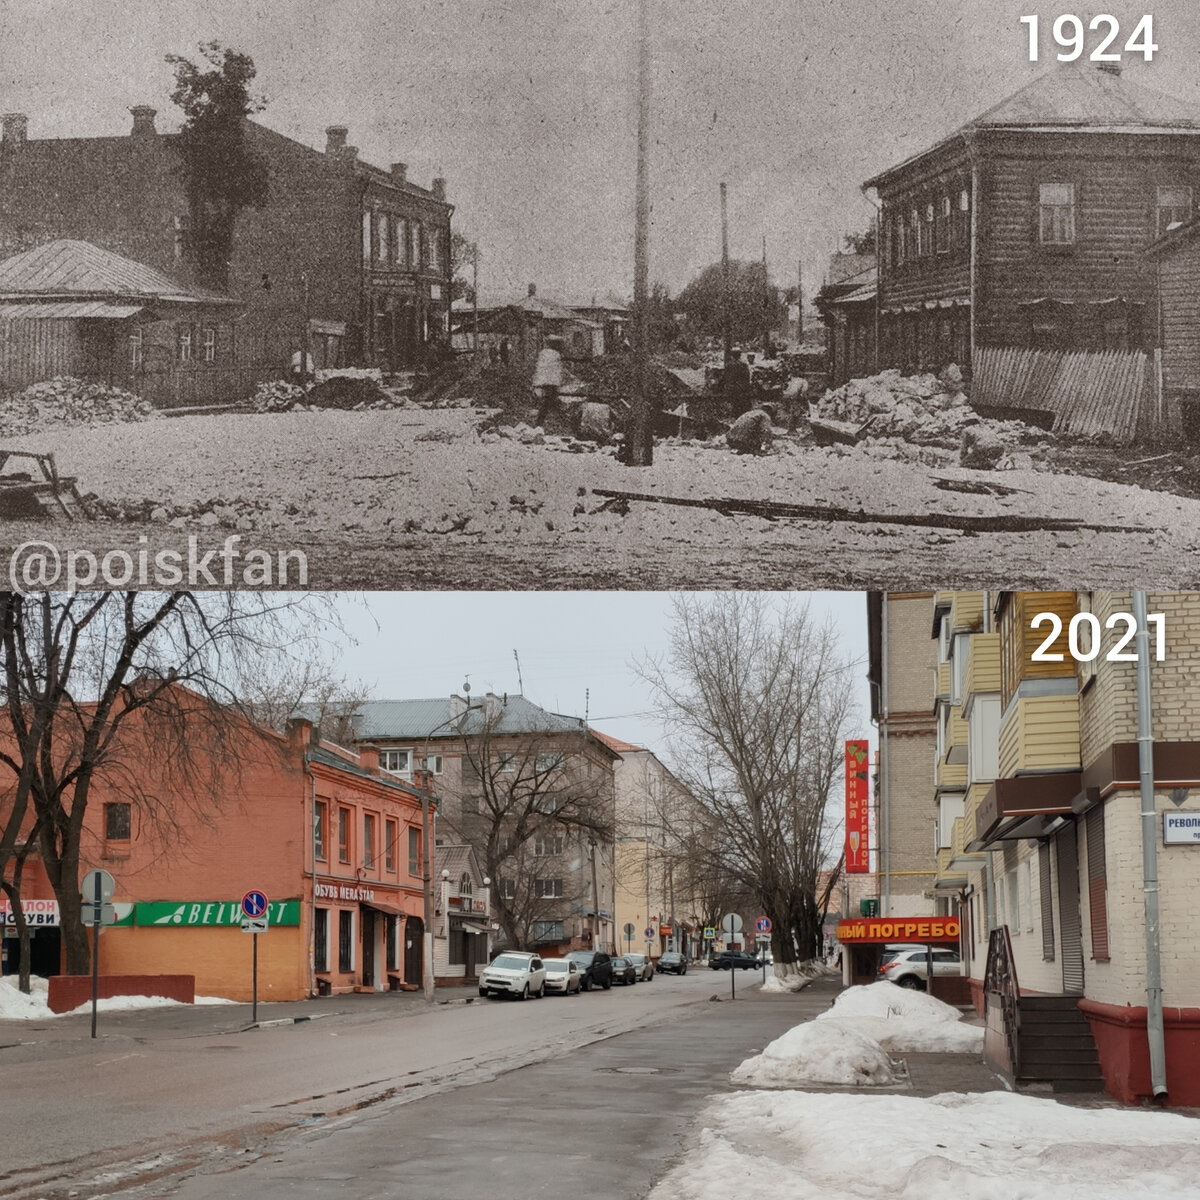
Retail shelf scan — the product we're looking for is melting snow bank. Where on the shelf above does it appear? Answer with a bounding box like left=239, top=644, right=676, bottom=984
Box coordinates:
left=648, top=1091, right=1200, bottom=1200
left=814, top=980, right=984, bottom=1053
left=0, top=976, right=235, bottom=1020
left=759, top=961, right=835, bottom=994
left=732, top=1021, right=898, bottom=1087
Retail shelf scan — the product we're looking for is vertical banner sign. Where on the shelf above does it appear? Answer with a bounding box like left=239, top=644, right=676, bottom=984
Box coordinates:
left=845, top=740, right=870, bottom=874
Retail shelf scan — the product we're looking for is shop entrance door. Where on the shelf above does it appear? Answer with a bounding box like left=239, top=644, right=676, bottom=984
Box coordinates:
left=404, top=916, right=423, bottom=986
left=361, top=908, right=375, bottom=988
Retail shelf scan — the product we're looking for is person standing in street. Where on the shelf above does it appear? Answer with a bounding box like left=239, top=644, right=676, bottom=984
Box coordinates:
left=533, top=337, right=565, bottom=427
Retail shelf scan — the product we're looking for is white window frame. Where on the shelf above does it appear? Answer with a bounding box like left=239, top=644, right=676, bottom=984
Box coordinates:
left=535, top=834, right=564, bottom=857
left=381, top=749, right=411, bottom=776
left=1039, top=182, right=1076, bottom=245
left=536, top=877, right=563, bottom=899
left=177, top=327, right=192, bottom=363
left=129, top=327, right=143, bottom=371
left=362, top=210, right=373, bottom=263
left=203, top=326, right=216, bottom=363
left=1157, top=185, right=1192, bottom=237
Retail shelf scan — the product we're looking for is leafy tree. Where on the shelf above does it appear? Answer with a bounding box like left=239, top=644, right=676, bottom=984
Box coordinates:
left=450, top=230, right=478, bottom=305
left=842, top=227, right=876, bottom=256
left=676, top=260, right=786, bottom=347
left=638, top=594, right=856, bottom=981
left=167, top=42, right=269, bottom=290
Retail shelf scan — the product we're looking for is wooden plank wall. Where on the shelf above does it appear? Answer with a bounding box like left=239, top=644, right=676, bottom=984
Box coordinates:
left=971, top=346, right=1151, bottom=443
left=0, top=319, right=81, bottom=390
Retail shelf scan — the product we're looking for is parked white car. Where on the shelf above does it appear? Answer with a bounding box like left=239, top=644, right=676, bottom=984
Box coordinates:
left=479, top=951, right=547, bottom=1000
left=542, top=958, right=582, bottom=995
left=878, top=947, right=962, bottom=990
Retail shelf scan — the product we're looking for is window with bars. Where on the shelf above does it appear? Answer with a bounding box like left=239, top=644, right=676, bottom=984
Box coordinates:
left=1039, top=182, right=1076, bottom=245
left=1039, top=842, right=1056, bottom=961
left=1086, top=803, right=1109, bottom=960
left=105, top=802, right=131, bottom=840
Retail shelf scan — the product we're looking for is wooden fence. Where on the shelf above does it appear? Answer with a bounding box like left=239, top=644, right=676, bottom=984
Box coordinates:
left=135, top=364, right=280, bottom=409
left=971, top=346, right=1155, bottom=443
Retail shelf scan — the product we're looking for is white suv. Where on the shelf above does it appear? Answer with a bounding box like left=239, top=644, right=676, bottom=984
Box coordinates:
left=478, top=951, right=547, bottom=1000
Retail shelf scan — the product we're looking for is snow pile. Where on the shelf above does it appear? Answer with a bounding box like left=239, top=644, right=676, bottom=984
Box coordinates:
left=0, top=376, right=156, bottom=435
left=647, top=1091, right=1200, bottom=1200
left=814, top=980, right=983, bottom=1053
left=760, top=962, right=830, bottom=993
left=811, top=368, right=1035, bottom=453
left=0, top=975, right=235, bottom=1020
left=731, top=1020, right=897, bottom=1088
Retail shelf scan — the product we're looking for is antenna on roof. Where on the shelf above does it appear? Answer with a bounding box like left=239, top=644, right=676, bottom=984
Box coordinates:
left=513, top=649, right=524, bottom=693
left=585, top=688, right=590, bottom=723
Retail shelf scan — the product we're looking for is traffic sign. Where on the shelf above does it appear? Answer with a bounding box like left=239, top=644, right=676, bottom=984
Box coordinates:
left=241, top=917, right=268, bottom=934
left=643, top=927, right=655, bottom=940
left=241, top=890, right=269, bottom=919
left=81, top=869, right=115, bottom=903
left=755, top=916, right=772, bottom=933
left=721, top=912, right=743, bottom=936
left=81, top=902, right=116, bottom=927
left=703, top=926, right=715, bottom=940
left=623, top=922, right=636, bottom=938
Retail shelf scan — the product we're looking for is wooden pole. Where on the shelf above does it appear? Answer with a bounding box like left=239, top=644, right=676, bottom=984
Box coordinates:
left=626, top=0, right=654, bottom=466
left=761, top=233, right=770, bottom=358
left=797, top=260, right=803, bottom=343
left=721, top=182, right=731, bottom=370
left=472, top=245, right=479, bottom=356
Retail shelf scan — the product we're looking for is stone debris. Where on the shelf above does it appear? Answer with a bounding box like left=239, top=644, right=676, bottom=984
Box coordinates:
left=0, top=377, right=156, bottom=437
left=811, top=366, right=1048, bottom=468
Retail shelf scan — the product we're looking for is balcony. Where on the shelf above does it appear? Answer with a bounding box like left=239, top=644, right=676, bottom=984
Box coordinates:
left=949, top=592, right=985, bottom=633
left=965, top=632, right=1001, bottom=700
left=997, top=690, right=1080, bottom=779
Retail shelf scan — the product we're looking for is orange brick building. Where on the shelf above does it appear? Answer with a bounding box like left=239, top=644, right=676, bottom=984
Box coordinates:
left=3, top=710, right=436, bottom=1001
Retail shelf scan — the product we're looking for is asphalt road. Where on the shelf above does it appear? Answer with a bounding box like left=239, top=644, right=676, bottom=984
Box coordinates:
left=2, top=966, right=808, bottom=1200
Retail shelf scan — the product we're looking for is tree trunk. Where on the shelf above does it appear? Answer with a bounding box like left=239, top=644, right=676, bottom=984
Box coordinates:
left=0, top=880, right=33, bottom=994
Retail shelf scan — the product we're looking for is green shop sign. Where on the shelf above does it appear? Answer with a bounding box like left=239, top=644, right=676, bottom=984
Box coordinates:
left=131, top=900, right=302, bottom=927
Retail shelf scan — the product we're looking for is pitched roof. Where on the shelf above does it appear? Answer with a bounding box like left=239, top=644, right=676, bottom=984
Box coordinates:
left=591, top=730, right=644, bottom=754
left=0, top=240, right=236, bottom=305
left=866, top=65, right=1200, bottom=188
left=352, top=695, right=601, bottom=743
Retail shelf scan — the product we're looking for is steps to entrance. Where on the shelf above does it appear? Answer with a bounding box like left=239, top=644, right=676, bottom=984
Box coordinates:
left=1016, top=996, right=1105, bottom=1093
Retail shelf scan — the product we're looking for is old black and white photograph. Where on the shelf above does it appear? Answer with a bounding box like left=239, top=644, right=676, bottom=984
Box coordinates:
left=4, top=2, right=1200, bottom=587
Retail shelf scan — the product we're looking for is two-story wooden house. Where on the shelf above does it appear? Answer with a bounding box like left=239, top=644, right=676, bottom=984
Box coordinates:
left=0, top=107, right=454, bottom=396
left=862, top=64, right=1200, bottom=437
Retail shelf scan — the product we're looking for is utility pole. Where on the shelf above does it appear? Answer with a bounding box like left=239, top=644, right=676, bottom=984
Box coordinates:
left=721, top=182, right=732, bottom=370
left=626, top=0, right=654, bottom=466
left=761, top=233, right=771, bottom=358
left=472, top=244, right=479, bottom=356
left=796, top=259, right=803, bottom=343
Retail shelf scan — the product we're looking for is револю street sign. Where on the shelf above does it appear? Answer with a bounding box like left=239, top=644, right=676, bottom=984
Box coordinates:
left=80, top=869, right=117, bottom=926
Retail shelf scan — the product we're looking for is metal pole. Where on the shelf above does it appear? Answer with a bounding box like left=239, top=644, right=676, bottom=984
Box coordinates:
left=252, top=932, right=259, bottom=1025
left=1133, top=590, right=1168, bottom=1099
left=301, top=273, right=311, bottom=393
left=721, top=182, right=732, bottom=370
left=797, top=260, right=803, bottom=343
left=472, top=246, right=479, bottom=356
left=90, top=872, right=100, bottom=1039
left=627, top=0, right=653, bottom=466
left=761, top=234, right=770, bottom=358
left=422, top=792, right=435, bottom=1002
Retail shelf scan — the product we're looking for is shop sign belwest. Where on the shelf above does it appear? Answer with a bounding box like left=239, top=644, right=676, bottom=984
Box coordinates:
left=836, top=916, right=960, bottom=943
left=1, top=898, right=59, bottom=926
left=133, top=900, right=302, bottom=927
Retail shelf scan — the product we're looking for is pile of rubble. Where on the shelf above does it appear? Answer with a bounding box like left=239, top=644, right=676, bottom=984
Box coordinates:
left=85, top=494, right=270, bottom=531
left=0, top=377, right=156, bottom=436
left=251, top=373, right=409, bottom=414
left=811, top=367, right=1049, bottom=467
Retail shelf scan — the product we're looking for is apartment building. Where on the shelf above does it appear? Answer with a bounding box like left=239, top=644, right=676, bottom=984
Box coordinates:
left=930, top=590, right=1200, bottom=1105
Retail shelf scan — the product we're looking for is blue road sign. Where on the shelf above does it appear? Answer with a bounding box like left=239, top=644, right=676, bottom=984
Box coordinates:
left=241, top=890, right=269, bottom=919
left=755, top=916, right=772, bottom=933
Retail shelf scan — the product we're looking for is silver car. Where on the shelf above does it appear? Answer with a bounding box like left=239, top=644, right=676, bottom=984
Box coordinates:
left=478, top=952, right=547, bottom=1000
left=878, top=947, right=961, bottom=990
left=625, top=952, right=655, bottom=981
left=542, top=958, right=582, bottom=995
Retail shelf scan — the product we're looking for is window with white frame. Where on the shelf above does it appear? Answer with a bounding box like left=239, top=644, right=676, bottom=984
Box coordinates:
left=381, top=749, right=411, bottom=776
left=536, top=877, right=563, bottom=898
left=1008, top=870, right=1021, bottom=932
left=536, top=752, right=564, bottom=773
left=533, top=921, right=563, bottom=942
left=496, top=752, right=516, bottom=772
left=362, top=210, right=372, bottom=263
left=1019, top=859, right=1033, bottom=933
left=424, top=754, right=443, bottom=775
left=950, top=633, right=969, bottom=706
left=937, top=793, right=964, bottom=850
left=501, top=879, right=516, bottom=900
left=177, top=327, right=192, bottom=363
left=1076, top=591, right=1098, bottom=688
left=967, top=694, right=1001, bottom=785
left=535, top=834, right=564, bottom=857
left=203, top=327, right=216, bottom=363
left=1157, top=185, right=1192, bottom=237
left=129, top=327, right=143, bottom=371
left=1039, top=182, right=1076, bottom=245
left=376, top=211, right=389, bottom=263
left=410, top=220, right=421, bottom=268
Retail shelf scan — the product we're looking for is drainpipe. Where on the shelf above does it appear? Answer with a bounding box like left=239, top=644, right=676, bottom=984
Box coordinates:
left=422, top=790, right=435, bottom=1002
left=308, top=763, right=318, bottom=997
left=880, top=593, right=891, bottom=915
left=1133, top=589, right=1168, bottom=1100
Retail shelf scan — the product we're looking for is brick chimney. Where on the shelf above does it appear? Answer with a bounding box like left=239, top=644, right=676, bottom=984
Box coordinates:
left=391, top=161, right=408, bottom=186
left=432, top=176, right=447, bottom=202
left=286, top=716, right=314, bottom=750
left=325, top=125, right=348, bottom=154
left=1, top=113, right=28, bottom=151
left=449, top=693, right=468, bottom=719
left=528, top=283, right=537, bottom=297
left=129, top=106, right=157, bottom=138
left=358, top=744, right=381, bottom=776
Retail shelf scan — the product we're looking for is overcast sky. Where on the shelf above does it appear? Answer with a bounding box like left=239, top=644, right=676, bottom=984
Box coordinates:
left=328, top=590, right=872, bottom=765
left=6, top=0, right=1200, bottom=304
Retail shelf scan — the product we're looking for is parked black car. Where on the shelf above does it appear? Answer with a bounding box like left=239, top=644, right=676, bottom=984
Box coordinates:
left=610, top=955, right=639, bottom=985
left=565, top=949, right=614, bottom=991
left=709, top=950, right=759, bottom=971
left=657, top=951, right=688, bottom=975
